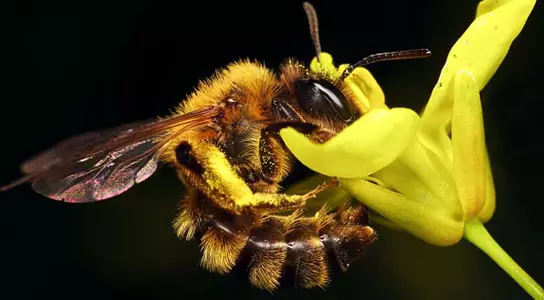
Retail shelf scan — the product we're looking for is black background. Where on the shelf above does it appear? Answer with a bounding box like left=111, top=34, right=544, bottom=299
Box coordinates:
left=3, top=1, right=543, bottom=299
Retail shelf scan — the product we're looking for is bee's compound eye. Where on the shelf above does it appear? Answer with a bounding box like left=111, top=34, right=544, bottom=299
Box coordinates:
left=294, top=78, right=354, bottom=122
left=175, top=142, right=203, bottom=174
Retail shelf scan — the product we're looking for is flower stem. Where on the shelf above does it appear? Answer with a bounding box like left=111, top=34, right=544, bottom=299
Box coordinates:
left=464, top=219, right=544, bottom=299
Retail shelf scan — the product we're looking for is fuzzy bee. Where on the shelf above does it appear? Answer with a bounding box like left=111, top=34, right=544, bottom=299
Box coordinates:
left=2, top=2, right=431, bottom=291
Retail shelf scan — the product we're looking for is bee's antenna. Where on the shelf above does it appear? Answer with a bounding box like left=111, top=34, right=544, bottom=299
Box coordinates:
left=303, top=2, right=322, bottom=63
left=341, top=49, right=432, bottom=80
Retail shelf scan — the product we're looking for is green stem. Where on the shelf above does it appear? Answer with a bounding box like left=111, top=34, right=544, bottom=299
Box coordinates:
left=464, top=219, right=544, bottom=299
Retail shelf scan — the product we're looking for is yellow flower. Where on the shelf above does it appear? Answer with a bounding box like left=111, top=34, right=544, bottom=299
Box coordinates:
left=281, top=0, right=542, bottom=298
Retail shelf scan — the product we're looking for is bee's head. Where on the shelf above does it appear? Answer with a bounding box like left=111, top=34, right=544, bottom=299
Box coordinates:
left=292, top=76, right=356, bottom=124
left=276, top=2, right=431, bottom=129
left=286, top=2, right=357, bottom=125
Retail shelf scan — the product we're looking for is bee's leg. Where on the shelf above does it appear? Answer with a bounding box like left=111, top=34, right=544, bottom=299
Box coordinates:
left=174, top=141, right=337, bottom=213
left=172, top=188, right=205, bottom=241
left=250, top=178, right=339, bottom=212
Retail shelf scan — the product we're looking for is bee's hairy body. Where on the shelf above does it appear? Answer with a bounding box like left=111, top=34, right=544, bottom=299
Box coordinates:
left=0, top=0, right=441, bottom=293
left=1, top=3, right=434, bottom=292
left=159, top=60, right=377, bottom=291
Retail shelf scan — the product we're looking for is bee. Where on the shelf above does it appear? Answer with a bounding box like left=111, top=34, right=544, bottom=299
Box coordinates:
left=2, top=2, right=431, bottom=291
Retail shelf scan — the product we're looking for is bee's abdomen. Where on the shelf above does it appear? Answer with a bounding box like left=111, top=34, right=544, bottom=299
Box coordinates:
left=236, top=217, right=288, bottom=290
left=236, top=205, right=377, bottom=291
left=281, top=219, right=331, bottom=289
left=175, top=192, right=376, bottom=291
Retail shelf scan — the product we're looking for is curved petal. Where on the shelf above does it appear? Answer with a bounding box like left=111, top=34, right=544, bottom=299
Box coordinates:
left=478, top=147, right=497, bottom=222
left=344, top=67, right=387, bottom=113
left=477, top=0, right=518, bottom=17
left=280, top=107, right=420, bottom=179
left=340, top=177, right=465, bottom=246
left=451, top=70, right=486, bottom=219
left=419, top=0, right=535, bottom=159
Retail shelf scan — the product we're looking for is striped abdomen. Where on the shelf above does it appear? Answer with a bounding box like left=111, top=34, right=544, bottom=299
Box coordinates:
left=174, top=190, right=377, bottom=291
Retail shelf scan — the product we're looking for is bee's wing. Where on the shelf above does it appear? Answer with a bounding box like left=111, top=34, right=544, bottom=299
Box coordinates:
left=19, top=119, right=156, bottom=175
left=1, top=106, right=221, bottom=203
left=28, top=136, right=160, bottom=203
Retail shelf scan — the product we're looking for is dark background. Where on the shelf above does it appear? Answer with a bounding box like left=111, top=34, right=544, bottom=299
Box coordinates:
left=3, top=1, right=543, bottom=299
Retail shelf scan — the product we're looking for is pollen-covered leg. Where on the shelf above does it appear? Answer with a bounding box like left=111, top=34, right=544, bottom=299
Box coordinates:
left=251, top=178, right=339, bottom=213
left=173, top=189, right=204, bottom=240
left=179, top=141, right=337, bottom=214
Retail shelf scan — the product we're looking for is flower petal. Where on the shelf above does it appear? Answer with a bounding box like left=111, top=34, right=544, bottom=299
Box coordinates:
left=477, top=0, right=517, bottom=17
left=451, top=70, right=487, bottom=219
left=344, top=67, right=387, bottom=113
left=340, top=177, right=465, bottom=246
left=280, top=107, right=420, bottom=179
left=419, top=0, right=535, bottom=158
left=478, top=149, right=497, bottom=222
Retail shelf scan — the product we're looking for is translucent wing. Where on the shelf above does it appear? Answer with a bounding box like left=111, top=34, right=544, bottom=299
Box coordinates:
left=29, top=136, right=159, bottom=203
left=19, top=119, right=155, bottom=175
left=1, top=106, right=221, bottom=203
